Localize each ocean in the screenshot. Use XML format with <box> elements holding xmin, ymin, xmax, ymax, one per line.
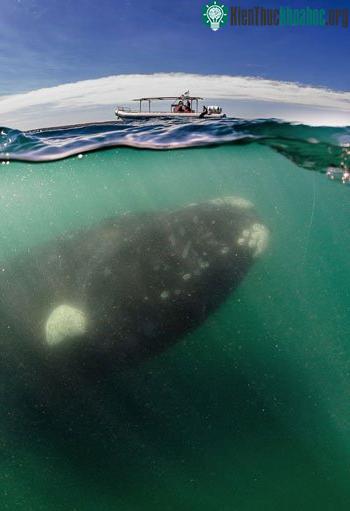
<box><xmin>0</xmin><ymin>118</ymin><xmax>350</xmax><ymax>510</ymax></box>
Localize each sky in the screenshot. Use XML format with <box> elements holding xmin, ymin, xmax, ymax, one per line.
<box><xmin>0</xmin><ymin>0</ymin><xmax>349</xmax><ymax>128</ymax></box>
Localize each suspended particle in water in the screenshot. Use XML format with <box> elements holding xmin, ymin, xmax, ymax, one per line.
<box><xmin>327</xmin><ymin>166</ymin><xmax>343</xmax><ymax>182</ymax></box>
<box><xmin>342</xmin><ymin>170</ymin><xmax>350</xmax><ymax>185</ymax></box>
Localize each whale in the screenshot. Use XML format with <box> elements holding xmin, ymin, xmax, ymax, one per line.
<box><xmin>0</xmin><ymin>197</ymin><xmax>269</xmax><ymax>379</ymax></box>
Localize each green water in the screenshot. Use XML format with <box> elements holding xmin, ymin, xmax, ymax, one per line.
<box><xmin>1</xmin><ymin>144</ymin><xmax>350</xmax><ymax>509</ymax></box>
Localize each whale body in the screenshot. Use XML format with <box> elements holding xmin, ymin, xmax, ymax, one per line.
<box><xmin>0</xmin><ymin>197</ymin><xmax>269</xmax><ymax>377</ymax></box>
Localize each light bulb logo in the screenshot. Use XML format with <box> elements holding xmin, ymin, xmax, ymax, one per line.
<box><xmin>203</xmin><ymin>1</ymin><xmax>228</xmax><ymax>31</ymax></box>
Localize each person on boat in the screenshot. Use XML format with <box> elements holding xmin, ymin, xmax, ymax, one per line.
<box><xmin>199</xmin><ymin>105</ymin><xmax>208</xmax><ymax>118</ymax></box>
<box><xmin>185</xmin><ymin>100</ymin><xmax>192</xmax><ymax>112</ymax></box>
<box><xmin>174</xmin><ymin>100</ymin><xmax>185</xmax><ymax>113</ymax></box>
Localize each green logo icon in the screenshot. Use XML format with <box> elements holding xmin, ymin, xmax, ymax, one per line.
<box><xmin>203</xmin><ymin>2</ymin><xmax>228</xmax><ymax>31</ymax></box>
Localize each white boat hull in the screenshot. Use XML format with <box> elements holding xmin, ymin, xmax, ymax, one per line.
<box><xmin>115</xmin><ymin>109</ymin><xmax>226</xmax><ymax>120</ymax></box>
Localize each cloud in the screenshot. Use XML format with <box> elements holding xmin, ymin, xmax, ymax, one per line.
<box><xmin>0</xmin><ymin>72</ymin><xmax>349</xmax><ymax>129</ymax></box>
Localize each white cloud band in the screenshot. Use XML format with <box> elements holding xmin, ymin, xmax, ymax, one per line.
<box><xmin>0</xmin><ymin>72</ymin><xmax>349</xmax><ymax>129</ymax></box>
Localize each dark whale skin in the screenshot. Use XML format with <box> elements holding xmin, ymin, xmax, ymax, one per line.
<box><xmin>0</xmin><ymin>198</ymin><xmax>268</xmax><ymax>376</ymax></box>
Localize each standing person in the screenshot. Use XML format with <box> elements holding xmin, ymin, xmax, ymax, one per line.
<box><xmin>199</xmin><ymin>105</ymin><xmax>208</xmax><ymax>118</ymax></box>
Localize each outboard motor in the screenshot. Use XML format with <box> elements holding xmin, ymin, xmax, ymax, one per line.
<box><xmin>207</xmin><ymin>106</ymin><xmax>222</xmax><ymax>114</ymax></box>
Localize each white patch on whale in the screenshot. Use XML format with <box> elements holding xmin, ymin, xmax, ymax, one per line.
<box><xmin>236</xmin><ymin>223</ymin><xmax>269</xmax><ymax>257</ymax></box>
<box><xmin>45</xmin><ymin>304</ymin><xmax>87</xmax><ymax>346</ymax></box>
<box><xmin>210</xmin><ymin>196</ymin><xmax>254</xmax><ymax>210</ymax></box>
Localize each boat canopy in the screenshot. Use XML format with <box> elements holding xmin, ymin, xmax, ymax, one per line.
<box><xmin>131</xmin><ymin>95</ymin><xmax>204</xmax><ymax>113</ymax></box>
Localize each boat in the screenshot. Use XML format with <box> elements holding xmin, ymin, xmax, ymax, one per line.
<box><xmin>115</xmin><ymin>92</ymin><xmax>226</xmax><ymax>120</ymax></box>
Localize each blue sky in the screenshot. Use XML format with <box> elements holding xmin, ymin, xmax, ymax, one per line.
<box><xmin>0</xmin><ymin>0</ymin><xmax>349</xmax><ymax>129</ymax></box>
<box><xmin>0</xmin><ymin>0</ymin><xmax>349</xmax><ymax>94</ymax></box>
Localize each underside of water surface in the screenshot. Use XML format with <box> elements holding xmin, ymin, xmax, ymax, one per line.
<box><xmin>0</xmin><ymin>119</ymin><xmax>350</xmax><ymax>510</ymax></box>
